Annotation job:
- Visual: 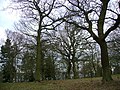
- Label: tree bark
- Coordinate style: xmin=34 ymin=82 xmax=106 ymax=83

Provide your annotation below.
xmin=99 ymin=40 xmax=113 ymax=83
xmin=35 ymin=30 xmax=42 ymax=82
xmin=72 ymin=61 xmax=78 ymax=79
xmin=67 ymin=61 xmax=71 ymax=79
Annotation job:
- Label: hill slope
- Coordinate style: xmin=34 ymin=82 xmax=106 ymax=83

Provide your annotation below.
xmin=0 ymin=75 xmax=120 ymax=90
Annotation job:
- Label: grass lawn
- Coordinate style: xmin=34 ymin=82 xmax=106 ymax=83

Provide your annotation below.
xmin=0 ymin=75 xmax=120 ymax=90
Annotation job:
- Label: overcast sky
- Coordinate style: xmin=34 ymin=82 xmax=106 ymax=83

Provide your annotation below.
xmin=0 ymin=0 xmax=118 ymax=45
xmin=0 ymin=0 xmax=20 ymax=44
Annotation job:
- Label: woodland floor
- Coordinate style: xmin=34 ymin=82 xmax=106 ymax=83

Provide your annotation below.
xmin=0 ymin=75 xmax=120 ymax=90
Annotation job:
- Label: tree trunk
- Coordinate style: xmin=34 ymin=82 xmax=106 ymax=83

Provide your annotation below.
xmin=35 ymin=30 xmax=41 ymax=82
xmin=72 ymin=61 xmax=78 ymax=79
xmin=99 ymin=40 xmax=113 ymax=83
xmin=9 ymin=58 xmax=14 ymax=83
xmin=67 ymin=61 xmax=71 ymax=79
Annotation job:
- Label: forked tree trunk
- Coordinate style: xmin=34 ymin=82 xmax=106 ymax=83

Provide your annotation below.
xmin=99 ymin=40 xmax=113 ymax=83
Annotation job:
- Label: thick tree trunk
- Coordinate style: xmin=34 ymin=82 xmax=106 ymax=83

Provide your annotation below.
xmin=99 ymin=40 xmax=113 ymax=83
xmin=35 ymin=30 xmax=41 ymax=82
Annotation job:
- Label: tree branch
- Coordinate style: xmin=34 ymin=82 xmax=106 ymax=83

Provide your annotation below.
xmin=104 ymin=14 xmax=120 ymax=39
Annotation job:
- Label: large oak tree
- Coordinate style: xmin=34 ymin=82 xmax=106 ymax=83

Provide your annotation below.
xmin=63 ymin=0 xmax=120 ymax=82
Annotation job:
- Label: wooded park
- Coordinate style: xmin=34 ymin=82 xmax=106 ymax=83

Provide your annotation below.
xmin=0 ymin=0 xmax=120 ymax=89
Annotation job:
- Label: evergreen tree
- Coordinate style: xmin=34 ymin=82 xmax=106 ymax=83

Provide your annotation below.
xmin=21 ymin=49 xmax=35 ymax=82
xmin=1 ymin=39 xmax=16 ymax=82
xmin=44 ymin=55 xmax=56 ymax=80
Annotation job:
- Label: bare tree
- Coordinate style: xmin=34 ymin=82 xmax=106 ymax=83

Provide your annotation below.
xmin=63 ymin=0 xmax=120 ymax=82
xmin=50 ymin=23 xmax=86 ymax=79
xmin=11 ymin=0 xmax=62 ymax=82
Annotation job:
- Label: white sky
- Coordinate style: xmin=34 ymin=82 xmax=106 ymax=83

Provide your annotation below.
xmin=0 ymin=0 xmax=118 ymax=45
xmin=0 ymin=0 xmax=20 ymax=44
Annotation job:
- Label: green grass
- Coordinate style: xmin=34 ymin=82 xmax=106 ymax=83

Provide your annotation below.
xmin=0 ymin=75 xmax=120 ymax=90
